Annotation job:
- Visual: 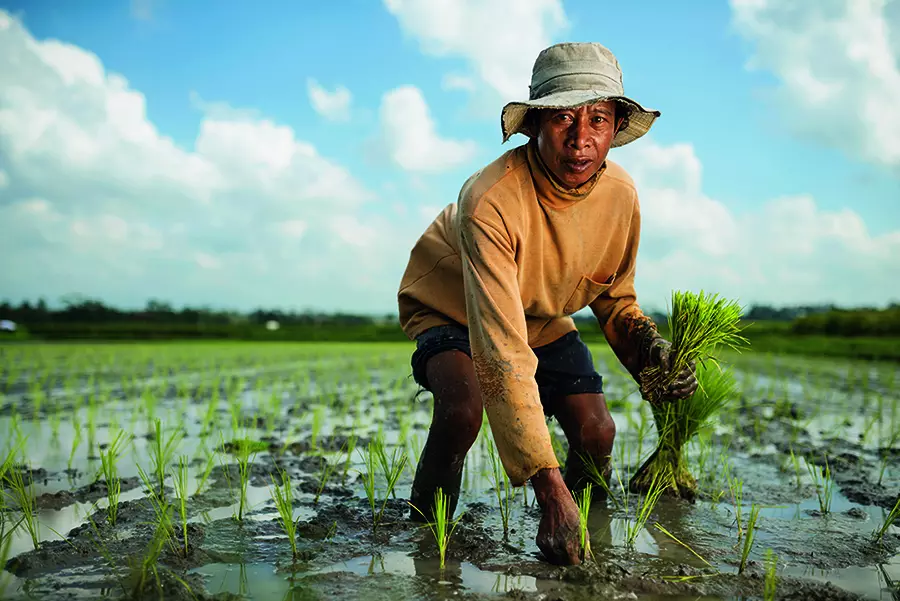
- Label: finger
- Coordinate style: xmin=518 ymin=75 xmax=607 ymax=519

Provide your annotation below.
xmin=670 ymin=379 xmax=699 ymax=398
xmin=658 ymin=344 xmax=670 ymax=372
xmin=669 ymin=384 xmax=695 ymax=399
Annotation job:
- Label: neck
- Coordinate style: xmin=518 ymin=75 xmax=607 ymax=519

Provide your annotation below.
xmin=528 ymin=141 xmax=605 ymax=206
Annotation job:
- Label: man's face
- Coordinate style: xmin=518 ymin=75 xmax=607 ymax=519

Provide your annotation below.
xmin=535 ymin=100 xmax=620 ymax=188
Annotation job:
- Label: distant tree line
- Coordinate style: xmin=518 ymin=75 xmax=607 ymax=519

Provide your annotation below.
xmin=0 ymin=296 xmax=396 ymax=327
xmin=791 ymin=305 xmax=900 ymax=337
xmin=1 ymin=296 xmax=898 ymax=340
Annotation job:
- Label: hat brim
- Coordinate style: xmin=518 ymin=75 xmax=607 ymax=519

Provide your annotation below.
xmin=501 ymin=90 xmax=660 ymax=147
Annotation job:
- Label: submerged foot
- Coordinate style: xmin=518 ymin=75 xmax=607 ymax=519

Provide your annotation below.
xmin=408 ymin=454 xmax=463 ymax=522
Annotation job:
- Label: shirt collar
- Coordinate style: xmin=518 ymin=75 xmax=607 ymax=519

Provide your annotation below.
xmin=526 ymin=140 xmax=606 ymax=208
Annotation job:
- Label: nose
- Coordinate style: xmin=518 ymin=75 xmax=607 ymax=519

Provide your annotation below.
xmin=565 ymin=115 xmax=591 ymax=150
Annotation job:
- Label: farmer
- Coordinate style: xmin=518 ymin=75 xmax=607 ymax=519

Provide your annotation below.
xmin=396 ymin=42 xmax=698 ymax=565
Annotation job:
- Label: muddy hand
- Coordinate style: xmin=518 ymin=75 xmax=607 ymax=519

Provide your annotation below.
xmin=531 ymin=468 xmax=585 ymax=565
xmin=666 ymin=359 xmax=698 ymax=399
xmin=650 ymin=338 xmax=698 ymax=401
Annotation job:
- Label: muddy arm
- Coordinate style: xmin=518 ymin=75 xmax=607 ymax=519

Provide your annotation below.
xmin=458 ymin=202 xmax=559 ymax=487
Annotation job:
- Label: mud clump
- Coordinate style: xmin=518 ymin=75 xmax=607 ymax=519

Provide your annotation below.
xmin=35 ymin=490 xmax=76 ymax=510
xmin=72 ymin=476 xmax=142 ymax=504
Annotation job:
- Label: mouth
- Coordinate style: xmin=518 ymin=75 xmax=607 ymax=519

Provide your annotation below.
xmin=562 ymin=158 xmax=594 ymax=174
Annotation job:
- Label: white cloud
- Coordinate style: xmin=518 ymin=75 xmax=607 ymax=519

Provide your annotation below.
xmin=384 ymin=0 xmax=567 ymax=100
xmin=278 ymin=220 xmax=308 ymax=239
xmin=442 ymin=73 xmax=478 ymax=92
xmin=194 ymin=252 xmax=221 ymax=270
xmin=0 ymin=10 xmax=424 ymax=313
xmin=378 ymin=85 xmax=478 ymax=172
xmin=612 ymin=139 xmax=900 ymax=308
xmin=306 ymin=78 xmax=352 ymax=122
xmin=730 ymin=0 xmax=900 ymax=167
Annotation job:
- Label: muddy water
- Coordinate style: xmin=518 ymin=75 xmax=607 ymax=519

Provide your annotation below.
xmin=0 ymin=342 xmax=898 ymax=600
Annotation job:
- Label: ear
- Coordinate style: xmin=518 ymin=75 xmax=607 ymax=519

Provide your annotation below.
xmin=615 ymin=116 xmax=625 ymax=134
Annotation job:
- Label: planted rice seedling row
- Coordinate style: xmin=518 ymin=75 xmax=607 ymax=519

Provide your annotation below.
xmin=0 ymin=339 xmax=897 ymax=600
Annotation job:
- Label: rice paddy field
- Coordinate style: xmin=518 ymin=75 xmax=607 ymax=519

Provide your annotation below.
xmin=0 ymin=341 xmax=898 ymax=601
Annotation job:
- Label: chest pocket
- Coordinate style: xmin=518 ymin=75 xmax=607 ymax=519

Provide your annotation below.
xmin=563 ymin=273 xmax=616 ymax=315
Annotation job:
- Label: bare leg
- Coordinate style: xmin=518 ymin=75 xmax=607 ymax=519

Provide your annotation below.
xmin=408 ymin=350 xmax=483 ymax=521
xmin=553 ymin=393 xmax=616 ymax=493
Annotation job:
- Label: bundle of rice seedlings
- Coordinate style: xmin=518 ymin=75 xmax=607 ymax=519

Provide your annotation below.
xmin=629 ymin=290 xmax=749 ymax=500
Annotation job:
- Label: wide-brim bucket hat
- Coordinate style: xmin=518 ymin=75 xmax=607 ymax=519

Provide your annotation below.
xmin=501 ymin=42 xmax=660 ymax=147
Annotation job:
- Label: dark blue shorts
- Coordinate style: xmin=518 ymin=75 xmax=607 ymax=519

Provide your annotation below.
xmin=410 ymin=323 xmax=603 ymax=414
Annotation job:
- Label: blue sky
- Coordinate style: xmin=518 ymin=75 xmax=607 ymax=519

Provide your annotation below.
xmin=1 ymin=0 xmax=898 ymax=314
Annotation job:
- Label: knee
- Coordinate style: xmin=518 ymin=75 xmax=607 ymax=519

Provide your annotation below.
xmin=437 ymin=394 xmax=483 ymax=449
xmin=577 ymin=406 xmax=616 ymax=455
xmin=426 ymin=351 xmax=484 ymax=448
xmin=586 ymin=415 xmax=616 ymax=453
xmin=458 ymin=404 xmax=484 ymax=448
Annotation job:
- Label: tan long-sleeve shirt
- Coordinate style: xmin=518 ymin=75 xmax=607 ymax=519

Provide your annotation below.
xmin=397 ymin=140 xmax=657 ymax=486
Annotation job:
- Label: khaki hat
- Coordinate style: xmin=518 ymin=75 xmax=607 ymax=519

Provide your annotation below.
xmin=501 ymin=42 xmax=660 ymax=147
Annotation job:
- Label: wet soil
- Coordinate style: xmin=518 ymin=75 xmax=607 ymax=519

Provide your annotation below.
xmin=0 ymin=343 xmax=898 ymax=600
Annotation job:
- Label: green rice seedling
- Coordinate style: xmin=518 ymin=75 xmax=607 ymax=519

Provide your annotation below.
xmin=201 ymin=392 xmax=219 ymax=437
xmin=136 ymin=463 xmax=177 ymax=554
xmin=0 ymin=519 xmax=14 ymax=597
xmin=48 ymin=400 xmax=62 ymax=441
xmin=876 ymin=563 xmax=898 ymax=600
xmin=764 ymin=548 xmax=778 ymax=601
xmin=86 ymin=398 xmax=98 ymax=454
xmin=2 ymin=457 xmax=40 ymax=550
xmin=149 ymin=418 xmax=183 ymax=493
xmin=878 ymin=425 xmax=899 ymax=486
xmin=269 ymin=469 xmax=299 ymax=560
xmin=574 ymin=483 xmax=593 ymax=561
xmin=341 ymin=433 xmax=358 ymax=485
xmin=631 ymin=290 xmax=748 ymax=499
xmin=408 ymin=487 xmax=464 ymax=570
xmin=141 ymin=387 xmax=158 ymax=431
xmin=310 ymin=406 xmax=325 ymax=450
xmin=374 ymin=437 xmax=407 ymax=500
xmin=98 ymin=430 xmax=131 ymax=527
xmin=739 ymin=504 xmax=760 ymax=574
xmin=194 ymin=448 xmax=218 ymax=496
xmin=314 ymin=450 xmax=342 ymax=505
xmin=171 ymin=455 xmax=190 ymax=557
xmin=788 ymin=446 xmax=803 ymax=489
xmin=232 ymin=438 xmax=261 ymax=522
xmin=806 ymin=454 xmax=834 ymax=514
xmin=486 ymin=436 xmax=513 ymax=540
xmin=874 ymin=495 xmax=900 ymax=542
xmin=0 ymin=441 xmax=25 ymax=541
xmin=633 ymin=403 xmax=652 ymax=461
xmin=579 ymin=451 xmax=621 ymax=510
xmin=131 ymin=519 xmax=173 ymax=596
xmin=358 ymin=440 xmax=407 ymax=533
xmin=624 ymin=465 xmax=672 ymax=548
xmin=654 ymin=523 xmax=712 ymax=568
xmin=691 ymin=428 xmax=714 ymax=490
xmin=725 ymin=466 xmax=744 ymax=540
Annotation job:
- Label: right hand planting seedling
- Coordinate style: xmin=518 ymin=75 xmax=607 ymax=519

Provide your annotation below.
xmin=531 ymin=468 xmax=587 ymax=565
